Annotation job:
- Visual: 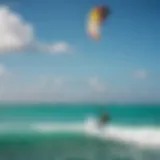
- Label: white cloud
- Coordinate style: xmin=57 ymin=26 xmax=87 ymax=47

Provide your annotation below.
xmin=0 ymin=64 xmax=6 ymax=77
xmin=134 ymin=69 xmax=148 ymax=79
xmin=0 ymin=74 xmax=109 ymax=102
xmin=88 ymin=77 xmax=107 ymax=93
xmin=0 ymin=6 xmax=34 ymax=53
xmin=53 ymin=77 xmax=64 ymax=86
xmin=44 ymin=42 xmax=72 ymax=54
xmin=36 ymin=42 xmax=73 ymax=54
xmin=0 ymin=6 xmax=73 ymax=55
xmin=0 ymin=73 xmax=159 ymax=103
xmin=0 ymin=75 xmax=66 ymax=102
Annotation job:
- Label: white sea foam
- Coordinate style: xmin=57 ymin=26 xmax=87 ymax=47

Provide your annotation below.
xmin=84 ymin=117 xmax=160 ymax=148
xmin=0 ymin=117 xmax=160 ymax=149
xmin=29 ymin=117 xmax=160 ymax=148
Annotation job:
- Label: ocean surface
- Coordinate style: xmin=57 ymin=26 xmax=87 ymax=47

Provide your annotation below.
xmin=0 ymin=103 xmax=160 ymax=160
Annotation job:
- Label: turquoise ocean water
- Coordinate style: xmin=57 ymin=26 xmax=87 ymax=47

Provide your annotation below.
xmin=0 ymin=103 xmax=160 ymax=160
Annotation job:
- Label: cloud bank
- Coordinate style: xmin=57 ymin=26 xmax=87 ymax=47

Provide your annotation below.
xmin=0 ymin=64 xmax=7 ymax=77
xmin=0 ymin=6 xmax=73 ymax=55
xmin=0 ymin=71 xmax=110 ymax=102
xmin=88 ymin=77 xmax=107 ymax=93
xmin=134 ymin=69 xmax=148 ymax=79
xmin=0 ymin=70 xmax=159 ymax=103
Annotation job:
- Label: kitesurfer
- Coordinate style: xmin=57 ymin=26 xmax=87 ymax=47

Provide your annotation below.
xmin=98 ymin=112 xmax=110 ymax=128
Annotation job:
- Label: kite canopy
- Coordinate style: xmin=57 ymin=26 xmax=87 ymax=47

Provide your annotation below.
xmin=87 ymin=6 xmax=110 ymax=40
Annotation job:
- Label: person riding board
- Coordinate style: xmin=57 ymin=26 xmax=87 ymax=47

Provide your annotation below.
xmin=98 ymin=112 xmax=110 ymax=128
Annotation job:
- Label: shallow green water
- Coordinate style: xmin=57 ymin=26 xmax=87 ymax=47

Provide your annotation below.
xmin=0 ymin=103 xmax=159 ymax=160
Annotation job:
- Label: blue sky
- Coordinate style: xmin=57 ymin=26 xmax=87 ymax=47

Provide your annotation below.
xmin=0 ymin=0 xmax=159 ymax=103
